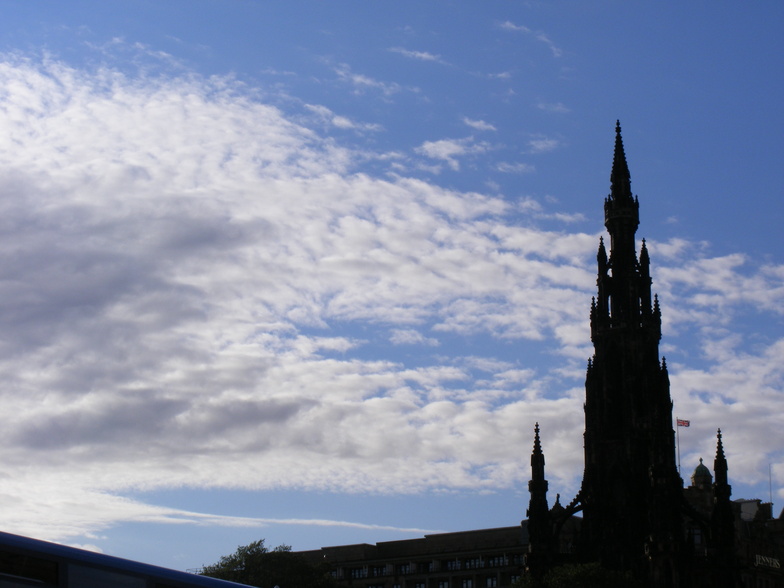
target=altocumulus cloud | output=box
[0,55,781,542]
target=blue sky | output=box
[0,0,782,573]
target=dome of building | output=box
[691,457,713,489]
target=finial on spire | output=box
[531,422,546,471]
[714,428,729,484]
[639,238,650,269]
[716,428,724,454]
[597,237,607,267]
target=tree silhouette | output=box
[200,539,336,588]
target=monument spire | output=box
[581,122,683,584]
[610,120,633,202]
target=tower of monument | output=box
[581,121,685,583]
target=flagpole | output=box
[676,417,681,474]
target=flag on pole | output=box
[676,419,690,427]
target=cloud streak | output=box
[499,21,563,58]
[389,47,447,65]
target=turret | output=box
[713,429,729,488]
[711,429,737,587]
[526,423,551,576]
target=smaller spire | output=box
[716,428,726,460]
[530,423,547,483]
[639,239,650,276]
[527,422,551,566]
[597,237,608,270]
[714,428,729,486]
[533,422,543,457]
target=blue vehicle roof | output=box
[0,529,254,588]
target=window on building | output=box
[462,580,473,588]
[349,567,367,579]
[486,555,508,567]
[438,581,450,588]
[692,528,703,545]
[485,577,497,587]
[397,563,412,575]
[446,560,461,571]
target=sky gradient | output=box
[0,0,782,573]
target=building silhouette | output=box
[527,122,783,587]
[300,123,783,588]
[527,120,690,585]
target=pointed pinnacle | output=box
[716,428,725,455]
[533,422,543,454]
[610,120,632,200]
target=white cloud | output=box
[462,117,496,132]
[536,101,570,114]
[414,137,491,171]
[535,33,563,58]
[499,21,531,34]
[389,47,446,65]
[333,62,409,96]
[528,136,561,153]
[497,161,536,174]
[488,71,512,80]
[499,22,563,58]
[390,329,440,347]
[0,54,780,546]
[304,103,383,132]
